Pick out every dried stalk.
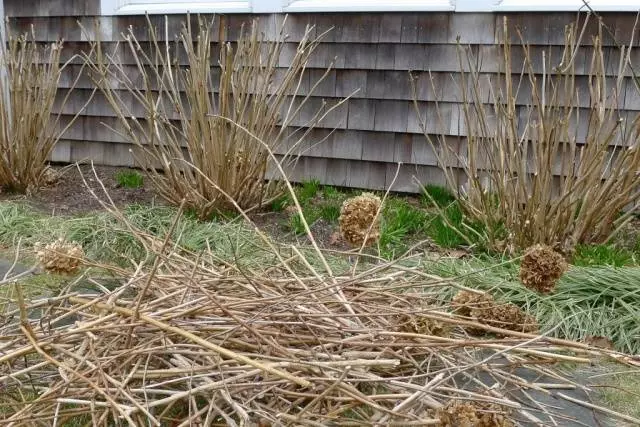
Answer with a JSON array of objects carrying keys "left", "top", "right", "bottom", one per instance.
[
  {"left": 0, "top": 178, "right": 630, "bottom": 426},
  {"left": 412, "top": 15, "right": 640, "bottom": 252},
  {"left": 0, "top": 26, "right": 90, "bottom": 193},
  {"left": 81, "top": 15, "right": 344, "bottom": 219}
]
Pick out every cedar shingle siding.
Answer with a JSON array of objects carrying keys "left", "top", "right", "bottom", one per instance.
[{"left": 5, "top": 1, "right": 640, "bottom": 192}]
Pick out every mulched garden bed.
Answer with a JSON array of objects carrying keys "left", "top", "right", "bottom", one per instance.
[{"left": 0, "top": 165, "right": 157, "bottom": 215}]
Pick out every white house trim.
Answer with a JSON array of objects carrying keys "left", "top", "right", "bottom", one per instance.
[
  {"left": 101, "top": 0, "right": 455, "bottom": 14},
  {"left": 493, "top": 0, "right": 639, "bottom": 12},
  {"left": 101, "top": 1, "right": 250, "bottom": 15},
  {"left": 100, "top": 0, "right": 640, "bottom": 15},
  {"left": 284, "top": 0, "right": 454, "bottom": 13}
]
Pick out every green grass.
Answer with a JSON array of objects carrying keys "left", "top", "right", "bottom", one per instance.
[
  {"left": 115, "top": 169, "right": 144, "bottom": 189},
  {"left": 298, "top": 179, "right": 321, "bottom": 203},
  {"left": 421, "top": 184, "right": 456, "bottom": 207},
  {"left": 278, "top": 182, "right": 482, "bottom": 256},
  {"left": 427, "top": 203, "right": 471, "bottom": 248},
  {"left": 288, "top": 212, "right": 308, "bottom": 235},
  {"left": 573, "top": 244, "right": 636, "bottom": 267},
  {"left": 379, "top": 199, "right": 431, "bottom": 258},
  {"left": 379, "top": 186, "right": 479, "bottom": 255},
  {"left": 270, "top": 195, "right": 289, "bottom": 212},
  {"left": 287, "top": 204, "right": 340, "bottom": 235},
  {"left": 282, "top": 182, "right": 469, "bottom": 252},
  {"left": 420, "top": 185, "right": 486, "bottom": 249},
  {"left": 597, "top": 369, "right": 640, "bottom": 421},
  {"left": 271, "top": 180, "right": 335, "bottom": 215},
  {"left": 322, "top": 185, "right": 344, "bottom": 201},
  {"left": 282, "top": 180, "right": 347, "bottom": 235},
  {"left": 319, "top": 204, "right": 341, "bottom": 222}
]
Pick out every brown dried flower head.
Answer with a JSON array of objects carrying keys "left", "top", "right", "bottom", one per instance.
[
  {"left": 396, "top": 313, "right": 451, "bottom": 337},
  {"left": 519, "top": 244, "right": 568, "bottom": 294},
  {"left": 42, "top": 167, "right": 59, "bottom": 186},
  {"left": 436, "top": 401, "right": 514, "bottom": 427},
  {"left": 452, "top": 290, "right": 538, "bottom": 336},
  {"left": 35, "top": 238, "right": 84, "bottom": 274},
  {"left": 473, "top": 302, "right": 539, "bottom": 335},
  {"left": 451, "top": 290, "right": 494, "bottom": 317},
  {"left": 339, "top": 192, "right": 382, "bottom": 247}
]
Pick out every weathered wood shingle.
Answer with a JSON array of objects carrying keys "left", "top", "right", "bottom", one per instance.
[{"left": 5, "top": 0, "right": 640, "bottom": 193}]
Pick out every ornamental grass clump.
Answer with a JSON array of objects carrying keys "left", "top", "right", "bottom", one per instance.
[
  {"left": 0, "top": 27, "right": 86, "bottom": 193},
  {"left": 339, "top": 192, "right": 382, "bottom": 247},
  {"left": 519, "top": 244, "right": 568, "bottom": 294},
  {"left": 83, "top": 16, "right": 344, "bottom": 219},
  {"left": 413, "top": 16, "right": 640, "bottom": 252}
]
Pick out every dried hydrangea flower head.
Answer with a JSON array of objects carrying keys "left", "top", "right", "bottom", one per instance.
[
  {"left": 473, "top": 302, "right": 539, "bottom": 335},
  {"left": 42, "top": 167, "right": 59, "bottom": 186},
  {"left": 519, "top": 244, "right": 568, "bottom": 294},
  {"left": 451, "top": 290, "right": 494, "bottom": 317},
  {"left": 436, "top": 401, "right": 514, "bottom": 427},
  {"left": 395, "top": 313, "right": 451, "bottom": 337},
  {"left": 452, "top": 290, "right": 538, "bottom": 335},
  {"left": 34, "top": 238, "right": 84, "bottom": 274},
  {"left": 339, "top": 192, "right": 382, "bottom": 247}
]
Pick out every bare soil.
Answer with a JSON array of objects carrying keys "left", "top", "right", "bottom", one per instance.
[
  {"left": 0, "top": 165, "right": 159, "bottom": 215},
  {"left": 251, "top": 210, "right": 353, "bottom": 252}
]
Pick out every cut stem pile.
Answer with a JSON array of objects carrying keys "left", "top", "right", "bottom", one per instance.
[{"left": 0, "top": 201, "right": 632, "bottom": 426}]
